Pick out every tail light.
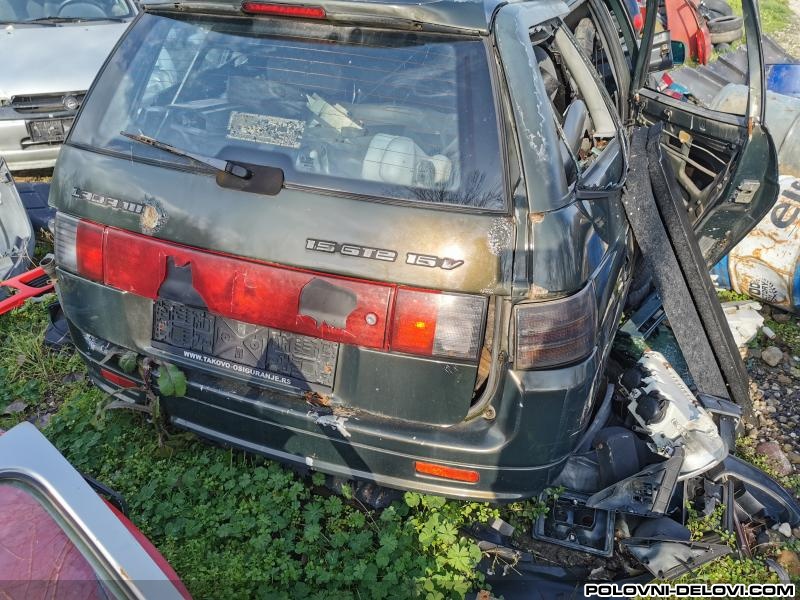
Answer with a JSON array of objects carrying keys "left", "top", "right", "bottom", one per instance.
[
  {"left": 514, "top": 284, "right": 596, "bottom": 369},
  {"left": 53, "top": 214, "right": 488, "bottom": 361},
  {"left": 389, "top": 289, "right": 486, "bottom": 361},
  {"left": 54, "top": 213, "right": 104, "bottom": 282},
  {"left": 240, "top": 2, "right": 326, "bottom": 18}
]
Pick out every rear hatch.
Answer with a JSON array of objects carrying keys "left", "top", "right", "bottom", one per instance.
[{"left": 53, "top": 8, "right": 511, "bottom": 424}]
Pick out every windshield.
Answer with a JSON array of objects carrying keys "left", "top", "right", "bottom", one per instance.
[
  {"left": 0, "top": 0, "right": 133, "bottom": 21},
  {"left": 70, "top": 13, "right": 506, "bottom": 210}
]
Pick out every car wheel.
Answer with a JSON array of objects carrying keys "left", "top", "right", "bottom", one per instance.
[
  {"left": 702, "top": 0, "right": 734, "bottom": 17},
  {"left": 707, "top": 15, "right": 744, "bottom": 33},
  {"left": 709, "top": 26, "right": 744, "bottom": 44}
]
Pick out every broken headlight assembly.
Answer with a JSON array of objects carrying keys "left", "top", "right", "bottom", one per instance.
[{"left": 474, "top": 350, "right": 800, "bottom": 587}]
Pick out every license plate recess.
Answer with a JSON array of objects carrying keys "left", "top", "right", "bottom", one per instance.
[{"left": 152, "top": 299, "right": 338, "bottom": 391}]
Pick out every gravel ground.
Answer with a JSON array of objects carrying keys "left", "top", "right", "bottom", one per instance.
[{"left": 743, "top": 305, "right": 800, "bottom": 472}]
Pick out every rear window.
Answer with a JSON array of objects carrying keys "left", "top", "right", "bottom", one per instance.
[{"left": 71, "top": 13, "right": 506, "bottom": 210}]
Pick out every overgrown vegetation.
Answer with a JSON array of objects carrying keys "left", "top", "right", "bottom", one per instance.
[
  {"left": 0, "top": 298, "right": 546, "bottom": 598},
  {"left": 5, "top": 295, "right": 798, "bottom": 598},
  {"left": 728, "top": 0, "right": 794, "bottom": 36}
]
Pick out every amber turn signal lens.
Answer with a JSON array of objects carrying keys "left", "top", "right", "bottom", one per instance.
[{"left": 414, "top": 461, "right": 480, "bottom": 483}]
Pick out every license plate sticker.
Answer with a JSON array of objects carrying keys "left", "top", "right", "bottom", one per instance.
[
  {"left": 152, "top": 299, "right": 338, "bottom": 391},
  {"left": 27, "top": 118, "right": 73, "bottom": 143}
]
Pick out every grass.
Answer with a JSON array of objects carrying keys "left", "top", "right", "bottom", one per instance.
[
  {"left": 728, "top": 0, "right": 794, "bottom": 36},
  {"left": 2, "top": 295, "right": 798, "bottom": 598},
  {"left": 3, "top": 298, "right": 563, "bottom": 599}
]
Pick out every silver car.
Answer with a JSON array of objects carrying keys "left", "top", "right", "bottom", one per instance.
[{"left": 0, "top": 0, "right": 136, "bottom": 171}]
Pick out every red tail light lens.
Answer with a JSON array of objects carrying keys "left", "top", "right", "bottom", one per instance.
[
  {"left": 389, "top": 289, "right": 486, "bottom": 360},
  {"left": 514, "top": 284, "right": 597, "bottom": 369},
  {"left": 241, "top": 2, "right": 326, "bottom": 18},
  {"left": 54, "top": 213, "right": 104, "bottom": 282},
  {"left": 54, "top": 214, "right": 488, "bottom": 360}
]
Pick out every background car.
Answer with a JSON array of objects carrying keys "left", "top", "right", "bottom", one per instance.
[{"left": 0, "top": 0, "right": 137, "bottom": 171}]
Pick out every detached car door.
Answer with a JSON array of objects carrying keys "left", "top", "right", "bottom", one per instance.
[
  {"left": 626, "top": 0, "right": 779, "bottom": 265},
  {"left": 0, "top": 423, "right": 190, "bottom": 599}
]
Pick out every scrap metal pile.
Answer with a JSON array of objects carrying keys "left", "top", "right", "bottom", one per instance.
[{"left": 472, "top": 350, "right": 800, "bottom": 593}]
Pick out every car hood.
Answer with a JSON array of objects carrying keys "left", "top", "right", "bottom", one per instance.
[{"left": 0, "top": 21, "right": 130, "bottom": 99}]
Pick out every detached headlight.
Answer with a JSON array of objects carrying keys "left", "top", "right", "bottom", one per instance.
[{"left": 514, "top": 283, "right": 597, "bottom": 369}]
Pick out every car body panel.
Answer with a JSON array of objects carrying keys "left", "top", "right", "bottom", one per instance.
[
  {"left": 630, "top": 0, "right": 779, "bottom": 265},
  {"left": 0, "top": 15, "right": 135, "bottom": 170},
  {"left": 0, "top": 422, "right": 188, "bottom": 599},
  {"left": 54, "top": 145, "right": 512, "bottom": 294},
  {"left": 0, "top": 158, "right": 35, "bottom": 280},
  {"left": 140, "top": 0, "right": 503, "bottom": 33},
  {"left": 0, "top": 22, "right": 132, "bottom": 100}
]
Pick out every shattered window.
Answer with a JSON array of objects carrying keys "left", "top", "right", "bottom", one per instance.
[
  {"left": 532, "top": 25, "right": 624, "bottom": 188},
  {"left": 70, "top": 13, "right": 506, "bottom": 211}
]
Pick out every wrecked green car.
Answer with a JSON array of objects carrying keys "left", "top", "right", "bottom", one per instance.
[{"left": 50, "top": 0, "right": 798, "bottom": 570}]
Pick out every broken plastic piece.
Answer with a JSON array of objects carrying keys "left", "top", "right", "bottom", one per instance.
[
  {"left": 711, "top": 455, "right": 800, "bottom": 526},
  {"left": 532, "top": 492, "right": 615, "bottom": 556},
  {"left": 586, "top": 448, "right": 683, "bottom": 517},
  {"left": 299, "top": 278, "right": 357, "bottom": 329},
  {"left": 621, "top": 538, "right": 731, "bottom": 580},
  {"left": 0, "top": 266, "right": 54, "bottom": 316},
  {"left": 626, "top": 352, "right": 727, "bottom": 479}
]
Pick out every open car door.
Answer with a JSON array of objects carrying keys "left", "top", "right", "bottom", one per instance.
[{"left": 629, "top": 0, "right": 779, "bottom": 266}]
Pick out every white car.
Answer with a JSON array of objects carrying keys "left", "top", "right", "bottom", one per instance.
[{"left": 0, "top": 0, "right": 136, "bottom": 171}]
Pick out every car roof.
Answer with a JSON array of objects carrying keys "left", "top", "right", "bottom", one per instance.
[{"left": 137, "top": 0, "right": 521, "bottom": 33}]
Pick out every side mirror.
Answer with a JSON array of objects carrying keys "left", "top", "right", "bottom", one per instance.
[
  {"left": 648, "top": 30, "right": 675, "bottom": 72},
  {"left": 671, "top": 40, "right": 686, "bottom": 66}
]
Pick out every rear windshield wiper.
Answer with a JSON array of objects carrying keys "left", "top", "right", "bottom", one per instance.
[
  {"left": 121, "top": 131, "right": 285, "bottom": 195},
  {"left": 121, "top": 131, "right": 252, "bottom": 179}
]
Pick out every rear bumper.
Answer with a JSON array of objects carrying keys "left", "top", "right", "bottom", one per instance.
[
  {"left": 60, "top": 268, "right": 611, "bottom": 501},
  {"left": 0, "top": 119, "right": 61, "bottom": 170}
]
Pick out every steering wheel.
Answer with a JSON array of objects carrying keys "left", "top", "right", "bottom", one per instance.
[{"left": 57, "top": 0, "right": 107, "bottom": 17}]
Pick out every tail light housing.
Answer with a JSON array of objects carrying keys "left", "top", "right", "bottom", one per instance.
[
  {"left": 54, "top": 213, "right": 104, "bottom": 282},
  {"left": 514, "top": 284, "right": 597, "bottom": 369},
  {"left": 53, "top": 213, "right": 488, "bottom": 362},
  {"left": 390, "top": 289, "right": 486, "bottom": 361},
  {"left": 240, "top": 2, "right": 326, "bottom": 18}
]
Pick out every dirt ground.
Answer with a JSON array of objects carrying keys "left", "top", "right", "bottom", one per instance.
[{"left": 772, "top": 0, "right": 800, "bottom": 58}]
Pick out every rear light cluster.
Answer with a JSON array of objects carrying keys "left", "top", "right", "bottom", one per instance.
[
  {"left": 54, "top": 214, "right": 486, "bottom": 362},
  {"left": 390, "top": 289, "right": 485, "bottom": 360},
  {"left": 514, "top": 284, "right": 597, "bottom": 369}
]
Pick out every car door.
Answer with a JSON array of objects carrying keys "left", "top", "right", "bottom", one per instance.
[
  {"left": 0, "top": 423, "right": 190, "bottom": 599},
  {"left": 623, "top": 0, "right": 779, "bottom": 266},
  {"left": 0, "top": 158, "right": 35, "bottom": 280}
]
